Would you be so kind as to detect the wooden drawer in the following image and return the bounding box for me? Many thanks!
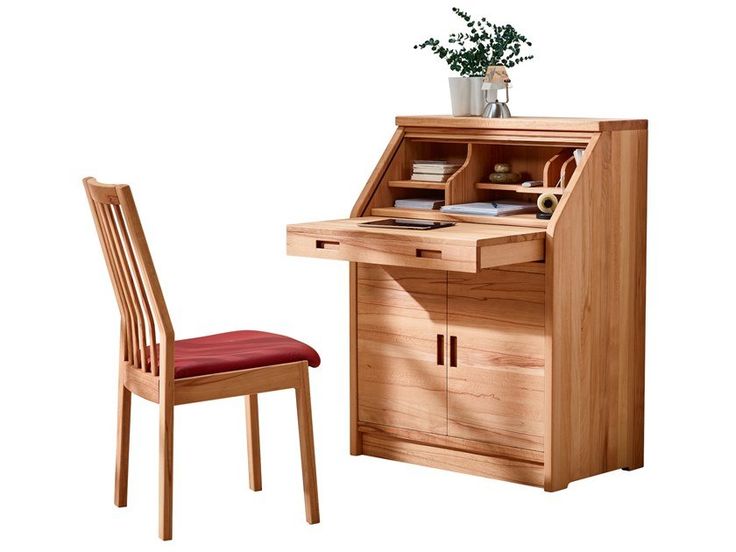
[287,217,544,273]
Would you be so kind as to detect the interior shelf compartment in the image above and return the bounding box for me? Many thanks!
[476,183,565,195]
[361,136,590,228]
[364,139,468,212]
[388,180,449,190]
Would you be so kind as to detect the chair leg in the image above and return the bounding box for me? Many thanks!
[159,393,174,541]
[114,379,131,507]
[295,364,319,524]
[245,394,262,491]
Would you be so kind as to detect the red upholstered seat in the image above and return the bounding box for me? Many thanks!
[171,330,321,379]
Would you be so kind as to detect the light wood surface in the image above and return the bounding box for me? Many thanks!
[354,263,549,468]
[357,265,448,433]
[396,115,648,132]
[287,217,545,273]
[173,361,304,405]
[295,364,320,524]
[447,268,545,451]
[404,129,591,146]
[245,394,262,491]
[84,178,320,539]
[445,142,487,205]
[476,183,565,195]
[349,262,362,455]
[544,128,647,490]
[560,155,577,188]
[362,433,544,487]
[114,368,131,507]
[287,114,647,492]
[387,180,448,190]
[358,423,543,464]
[542,151,570,188]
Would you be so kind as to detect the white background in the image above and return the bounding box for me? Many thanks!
[1,0,734,550]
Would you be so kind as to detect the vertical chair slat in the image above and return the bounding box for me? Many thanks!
[100,203,146,370]
[87,195,132,363]
[113,204,158,375]
[84,177,174,379]
[104,205,148,371]
[117,186,174,379]
[93,201,135,363]
[96,202,138,367]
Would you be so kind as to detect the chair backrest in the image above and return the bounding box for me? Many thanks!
[83,177,174,378]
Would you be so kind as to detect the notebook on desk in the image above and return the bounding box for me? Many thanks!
[440,201,537,217]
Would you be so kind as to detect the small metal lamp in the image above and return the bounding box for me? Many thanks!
[481,65,511,118]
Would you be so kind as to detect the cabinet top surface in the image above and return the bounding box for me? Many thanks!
[396,115,648,132]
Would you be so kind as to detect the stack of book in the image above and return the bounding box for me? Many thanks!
[394,197,445,210]
[440,201,537,217]
[411,160,461,182]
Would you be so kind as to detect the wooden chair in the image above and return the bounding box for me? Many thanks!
[83,177,320,540]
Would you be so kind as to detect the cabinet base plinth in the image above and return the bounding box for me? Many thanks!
[360,433,544,487]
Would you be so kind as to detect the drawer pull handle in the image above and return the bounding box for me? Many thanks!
[450,336,457,367]
[416,248,442,259]
[316,240,340,250]
[437,334,445,366]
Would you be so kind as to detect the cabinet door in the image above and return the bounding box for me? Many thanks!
[357,264,447,434]
[447,265,545,451]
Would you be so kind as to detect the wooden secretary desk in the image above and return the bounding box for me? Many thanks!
[287,116,647,491]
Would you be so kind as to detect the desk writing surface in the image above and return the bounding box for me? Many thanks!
[286,217,545,273]
[287,217,544,245]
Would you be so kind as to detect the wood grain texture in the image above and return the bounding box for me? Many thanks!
[396,115,648,132]
[475,183,564,195]
[295,365,320,524]
[286,114,647,492]
[349,262,362,455]
[560,156,577,188]
[84,177,177,540]
[358,423,543,464]
[544,129,647,491]
[446,142,488,205]
[159,372,174,540]
[362,434,544,487]
[287,218,545,273]
[356,264,448,433]
[404,130,591,147]
[388,180,448,190]
[174,362,303,405]
[86,179,323,539]
[123,362,159,403]
[245,394,262,492]
[114,372,131,507]
[479,239,544,269]
[447,268,546,451]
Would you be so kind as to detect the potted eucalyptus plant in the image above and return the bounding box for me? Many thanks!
[415,8,534,116]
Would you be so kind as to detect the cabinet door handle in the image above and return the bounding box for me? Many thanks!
[437,334,445,366]
[449,335,457,367]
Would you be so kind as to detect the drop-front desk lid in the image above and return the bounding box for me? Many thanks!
[286,217,545,273]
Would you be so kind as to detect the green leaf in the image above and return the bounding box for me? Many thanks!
[413,8,534,73]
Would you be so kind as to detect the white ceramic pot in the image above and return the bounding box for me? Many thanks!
[448,77,471,116]
[448,76,497,116]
